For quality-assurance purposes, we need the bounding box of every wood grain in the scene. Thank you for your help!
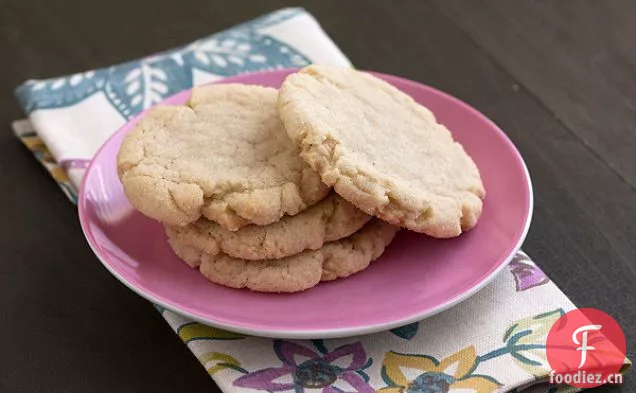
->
[436,0,636,190]
[0,1,634,392]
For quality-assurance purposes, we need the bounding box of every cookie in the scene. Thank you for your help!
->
[278,65,485,238]
[165,193,370,261]
[168,220,399,293]
[117,83,329,230]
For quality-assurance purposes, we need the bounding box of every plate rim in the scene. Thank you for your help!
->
[78,68,534,339]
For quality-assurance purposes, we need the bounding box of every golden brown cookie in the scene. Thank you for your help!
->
[165,193,370,261]
[278,65,485,238]
[168,220,399,293]
[117,84,329,230]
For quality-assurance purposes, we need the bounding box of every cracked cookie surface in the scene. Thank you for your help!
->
[117,83,329,229]
[168,219,399,293]
[165,193,370,261]
[278,65,485,238]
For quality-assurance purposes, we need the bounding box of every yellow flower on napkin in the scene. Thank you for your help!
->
[379,346,500,393]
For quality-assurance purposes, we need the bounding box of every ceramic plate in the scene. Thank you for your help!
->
[78,69,532,339]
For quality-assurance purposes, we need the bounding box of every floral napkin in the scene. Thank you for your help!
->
[12,8,629,393]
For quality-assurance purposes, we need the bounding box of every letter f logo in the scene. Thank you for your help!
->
[572,324,602,369]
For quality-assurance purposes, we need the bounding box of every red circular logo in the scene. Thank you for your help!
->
[546,308,626,388]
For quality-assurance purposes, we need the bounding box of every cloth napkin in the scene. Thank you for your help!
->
[13,8,630,393]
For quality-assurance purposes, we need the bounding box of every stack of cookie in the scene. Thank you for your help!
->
[117,65,485,293]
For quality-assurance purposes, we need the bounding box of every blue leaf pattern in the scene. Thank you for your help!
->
[105,57,191,118]
[15,70,108,113]
[14,8,311,119]
[185,31,309,76]
[389,322,419,340]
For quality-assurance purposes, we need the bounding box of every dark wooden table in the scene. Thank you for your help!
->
[1,1,634,392]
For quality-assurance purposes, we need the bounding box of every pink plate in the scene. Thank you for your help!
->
[78,69,532,339]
